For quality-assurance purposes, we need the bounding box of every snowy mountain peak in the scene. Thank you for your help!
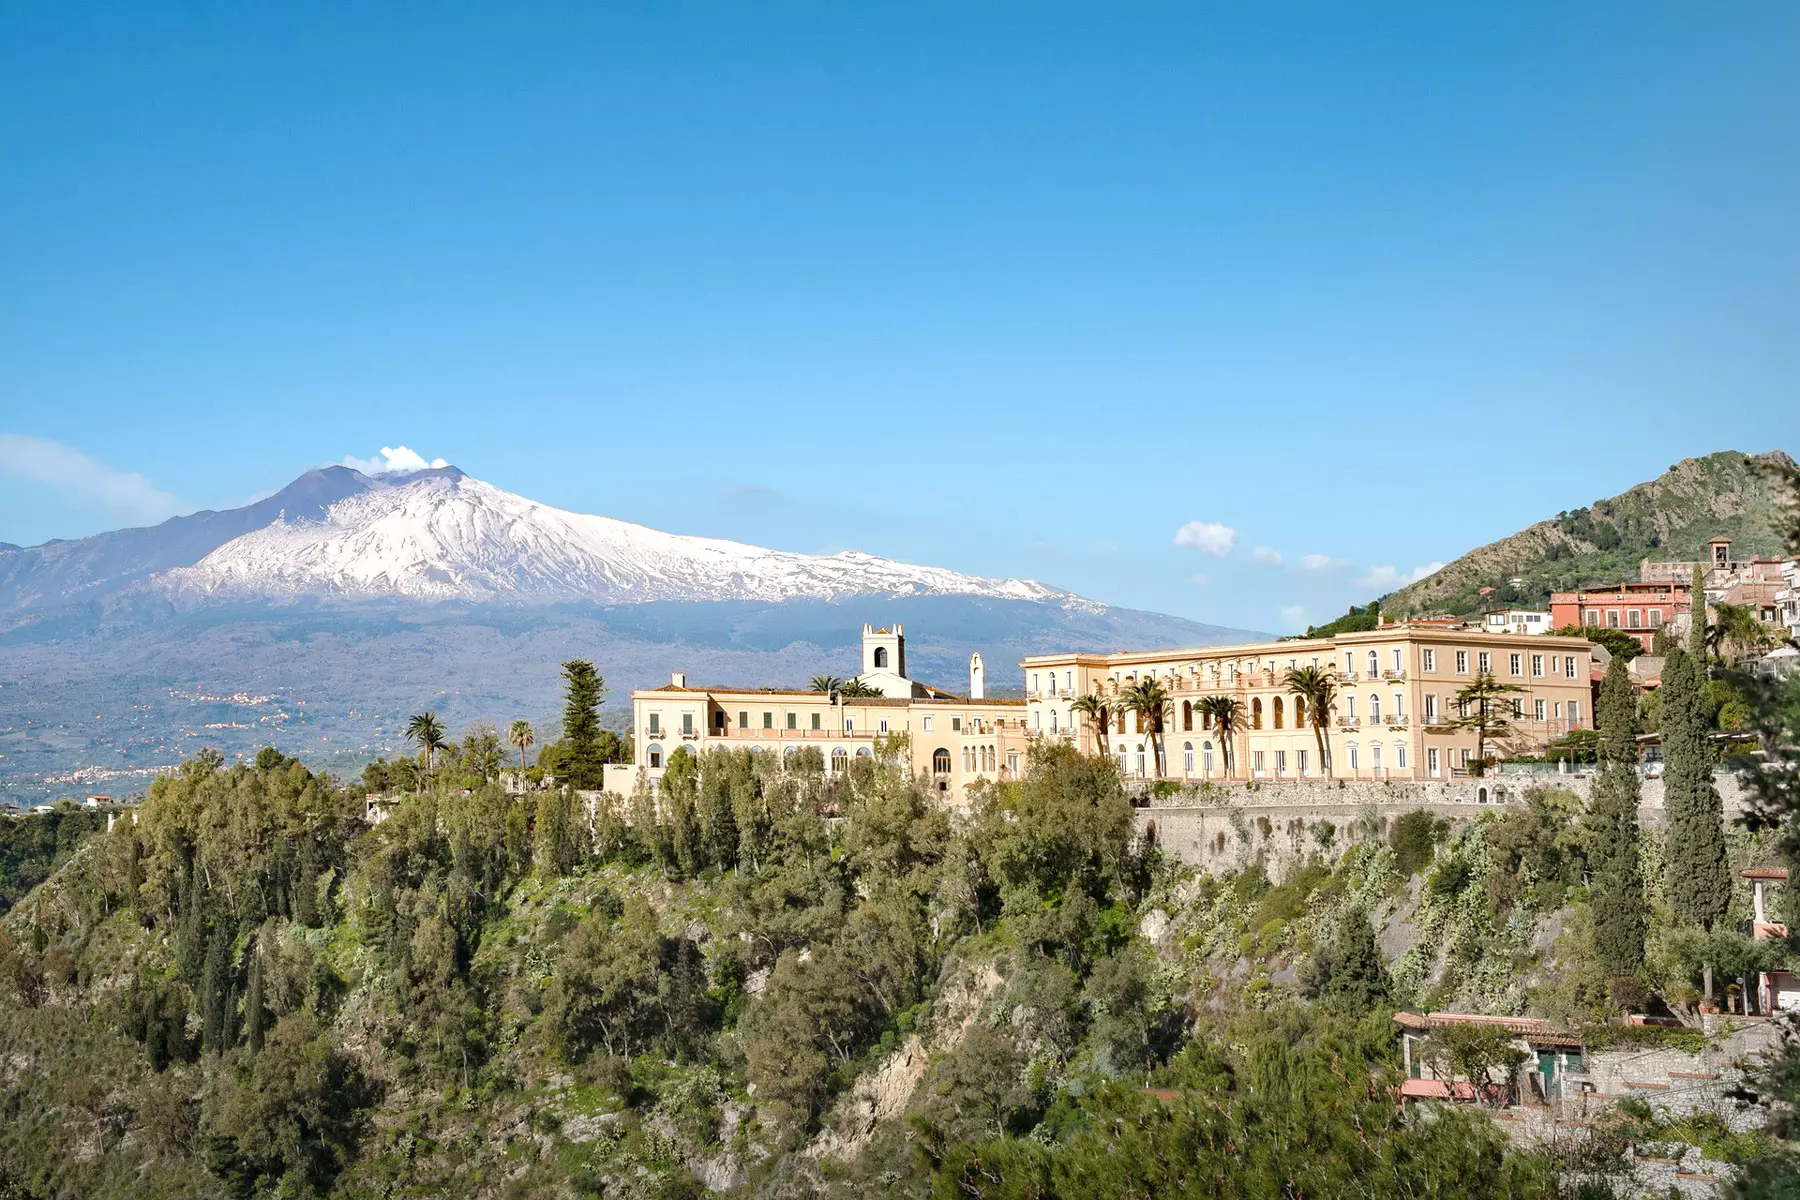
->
[158,469,1096,609]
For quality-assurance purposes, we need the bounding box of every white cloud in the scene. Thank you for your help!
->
[1280,604,1306,628]
[1187,573,1212,587]
[1358,561,1446,590]
[0,434,191,526]
[341,445,448,475]
[1252,546,1284,566]
[1173,520,1237,557]
[1300,553,1350,572]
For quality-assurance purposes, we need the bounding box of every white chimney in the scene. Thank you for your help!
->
[671,671,687,688]
[969,652,985,699]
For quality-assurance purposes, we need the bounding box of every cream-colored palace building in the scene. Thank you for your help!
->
[1021,622,1595,782]
[617,624,1032,796]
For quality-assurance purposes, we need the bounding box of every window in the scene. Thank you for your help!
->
[1136,746,1147,777]
[1046,673,1056,696]
[786,712,797,730]
[831,748,847,772]
[1395,743,1407,770]
[875,647,889,668]
[1424,693,1437,720]
[737,710,748,729]
[921,715,932,732]
[1273,697,1284,729]
[1347,743,1359,770]
[1371,743,1383,773]
[1344,651,1355,675]
[1649,610,1664,628]
[648,713,661,734]
[1478,651,1491,674]
[1607,610,1619,628]
[648,747,662,769]
[1252,750,1265,777]
[878,718,889,734]
[1345,695,1357,719]
[845,717,855,733]
[1510,653,1522,677]
[951,716,962,732]
[1511,699,1524,718]
[1393,692,1404,718]
[1628,609,1641,629]
[1455,650,1469,674]
[1585,609,1600,626]
[763,711,773,729]
[1033,710,1041,731]
[1049,710,1058,733]
[932,748,951,774]
[1275,750,1287,778]
[1568,700,1581,726]
[1252,698,1263,729]
[1182,701,1193,732]
[1531,654,1544,678]
[811,712,822,731]
[1065,670,1073,692]
[1428,747,1440,775]
[1393,649,1403,673]
[1183,742,1194,774]
[1565,656,1578,679]
[1297,749,1309,776]
[1203,743,1214,775]
[1534,699,1547,721]
[1368,694,1380,721]
[1423,649,1437,672]
[1296,698,1307,727]
[1007,750,1020,775]
[1368,650,1380,675]
[682,712,693,735]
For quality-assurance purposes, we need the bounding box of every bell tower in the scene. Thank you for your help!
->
[969,652,985,699]
[861,623,906,678]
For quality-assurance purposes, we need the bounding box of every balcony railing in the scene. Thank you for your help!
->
[1384,669,1407,681]
[1337,716,1360,728]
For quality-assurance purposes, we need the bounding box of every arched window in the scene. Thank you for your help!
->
[855,746,872,758]
[1049,710,1058,733]
[1203,742,1214,775]
[648,747,663,769]
[1135,745,1146,777]
[1182,701,1193,732]
[1295,698,1306,727]
[1368,693,1380,721]
[1368,650,1379,675]
[1183,742,1194,774]
[1251,698,1263,729]
[1202,708,1213,730]
[831,747,848,772]
[1117,747,1128,774]
[873,646,888,668]
[1273,697,1284,729]
[932,748,951,774]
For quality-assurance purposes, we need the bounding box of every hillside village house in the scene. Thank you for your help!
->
[1548,582,1689,652]
[616,624,1031,796]
[1021,624,1595,782]
[1550,536,1795,652]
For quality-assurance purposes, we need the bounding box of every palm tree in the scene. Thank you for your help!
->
[509,719,535,774]
[1068,693,1111,756]
[407,711,447,776]
[1706,602,1771,666]
[1196,695,1243,778]
[809,675,844,695]
[1283,665,1337,778]
[837,678,880,699]
[1122,677,1172,778]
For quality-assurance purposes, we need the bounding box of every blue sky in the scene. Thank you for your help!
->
[2,2,1796,632]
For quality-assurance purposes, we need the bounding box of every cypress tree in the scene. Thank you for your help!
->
[199,932,228,1052]
[1690,562,1707,661]
[245,945,266,1053]
[559,660,607,790]
[1310,908,1392,1017]
[1662,646,1730,932]
[1588,655,1647,981]
[295,840,320,928]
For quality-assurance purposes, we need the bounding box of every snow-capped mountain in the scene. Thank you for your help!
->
[157,466,1094,608]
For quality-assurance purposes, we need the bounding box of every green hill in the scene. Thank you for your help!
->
[1384,449,1794,618]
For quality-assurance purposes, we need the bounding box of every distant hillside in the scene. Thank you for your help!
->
[1384,450,1794,618]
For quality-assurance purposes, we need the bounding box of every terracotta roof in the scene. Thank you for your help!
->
[1744,867,1790,881]
[1393,1011,1582,1046]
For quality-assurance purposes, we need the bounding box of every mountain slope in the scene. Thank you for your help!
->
[1383,449,1794,617]
[0,466,377,615]
[158,468,1087,608]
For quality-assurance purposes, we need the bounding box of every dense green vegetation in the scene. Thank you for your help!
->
[0,807,105,916]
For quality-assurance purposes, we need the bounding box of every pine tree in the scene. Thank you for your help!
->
[1662,646,1730,933]
[559,660,607,790]
[1588,655,1647,982]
